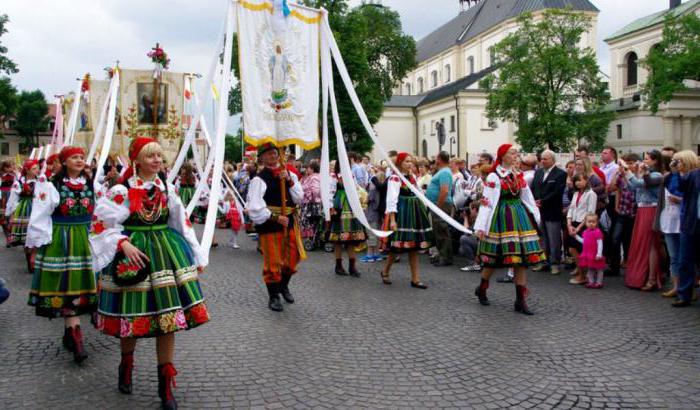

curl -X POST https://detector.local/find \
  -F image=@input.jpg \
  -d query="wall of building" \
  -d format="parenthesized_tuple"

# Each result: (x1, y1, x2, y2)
(371, 107, 416, 160)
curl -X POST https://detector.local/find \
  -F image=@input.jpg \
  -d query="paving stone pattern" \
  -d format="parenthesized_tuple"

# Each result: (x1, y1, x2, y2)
(0, 232, 699, 409)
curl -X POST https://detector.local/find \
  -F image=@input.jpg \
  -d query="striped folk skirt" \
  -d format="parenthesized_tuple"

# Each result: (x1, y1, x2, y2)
(7, 197, 32, 246)
(94, 225, 209, 339)
(28, 218, 97, 318)
(384, 195, 433, 253)
(328, 189, 366, 244)
(178, 186, 196, 208)
(477, 197, 546, 268)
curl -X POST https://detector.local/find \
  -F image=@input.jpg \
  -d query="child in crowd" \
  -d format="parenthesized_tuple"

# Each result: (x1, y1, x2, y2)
(566, 173, 598, 285)
(223, 191, 243, 249)
(362, 168, 386, 262)
(576, 213, 606, 288)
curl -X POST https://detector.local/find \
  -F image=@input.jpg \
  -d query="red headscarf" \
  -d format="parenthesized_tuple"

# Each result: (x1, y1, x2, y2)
(119, 137, 158, 182)
(45, 153, 59, 166)
(59, 146, 85, 163)
(492, 143, 513, 173)
(22, 159, 39, 175)
(128, 137, 157, 161)
(396, 152, 410, 168)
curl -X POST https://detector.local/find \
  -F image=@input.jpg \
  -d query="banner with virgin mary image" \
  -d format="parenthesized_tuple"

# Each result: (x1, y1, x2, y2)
(237, 0, 321, 149)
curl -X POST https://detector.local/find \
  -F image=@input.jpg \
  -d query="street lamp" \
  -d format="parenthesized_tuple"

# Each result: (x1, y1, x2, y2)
(436, 121, 445, 153)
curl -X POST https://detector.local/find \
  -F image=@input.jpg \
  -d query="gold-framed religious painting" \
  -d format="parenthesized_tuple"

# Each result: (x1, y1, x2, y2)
(137, 82, 168, 124)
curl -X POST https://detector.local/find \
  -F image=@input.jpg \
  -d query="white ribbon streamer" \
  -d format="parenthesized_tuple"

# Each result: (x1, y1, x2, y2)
(86, 73, 118, 164)
(93, 73, 120, 189)
(167, 17, 226, 185)
(322, 18, 470, 234)
(319, 13, 332, 221)
(64, 82, 82, 146)
(199, 1, 236, 254)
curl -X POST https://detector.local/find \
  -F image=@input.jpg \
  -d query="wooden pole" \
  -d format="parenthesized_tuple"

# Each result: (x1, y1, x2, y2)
(152, 43, 160, 139)
(279, 146, 288, 265)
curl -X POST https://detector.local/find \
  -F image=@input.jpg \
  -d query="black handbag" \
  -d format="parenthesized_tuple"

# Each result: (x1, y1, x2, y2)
(111, 250, 150, 287)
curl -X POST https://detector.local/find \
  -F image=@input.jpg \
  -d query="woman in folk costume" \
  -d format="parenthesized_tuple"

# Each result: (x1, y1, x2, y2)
(6, 159, 40, 271)
(26, 146, 97, 363)
(246, 143, 305, 312)
(176, 162, 197, 209)
(0, 160, 17, 242)
(44, 153, 61, 180)
(473, 144, 546, 315)
(328, 160, 367, 277)
(90, 137, 209, 409)
(380, 153, 434, 289)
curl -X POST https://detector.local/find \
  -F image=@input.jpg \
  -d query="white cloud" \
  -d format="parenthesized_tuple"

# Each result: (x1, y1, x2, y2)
(0, 0, 681, 97)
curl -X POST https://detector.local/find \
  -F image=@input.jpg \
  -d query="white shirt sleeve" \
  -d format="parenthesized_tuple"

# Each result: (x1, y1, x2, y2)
(474, 173, 501, 233)
(26, 178, 60, 249)
(246, 176, 271, 225)
(584, 191, 597, 214)
(89, 184, 131, 272)
(385, 175, 401, 214)
(289, 173, 304, 205)
(5, 180, 21, 217)
(596, 238, 603, 258)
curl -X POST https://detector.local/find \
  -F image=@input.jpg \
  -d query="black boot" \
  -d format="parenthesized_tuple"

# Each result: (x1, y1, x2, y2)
(266, 283, 284, 312)
(514, 285, 534, 315)
(335, 259, 348, 276)
(348, 258, 361, 277)
(62, 327, 75, 352)
(474, 278, 490, 306)
(157, 363, 178, 410)
(71, 325, 88, 363)
(118, 352, 134, 394)
(280, 273, 295, 304)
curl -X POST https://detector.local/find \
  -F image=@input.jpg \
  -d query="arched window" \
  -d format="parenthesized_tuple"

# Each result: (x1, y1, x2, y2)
(404, 83, 411, 96)
(431, 70, 438, 88)
(445, 65, 451, 82)
(467, 56, 475, 75)
(626, 52, 638, 86)
(489, 47, 497, 66)
(418, 77, 424, 94)
(422, 140, 428, 158)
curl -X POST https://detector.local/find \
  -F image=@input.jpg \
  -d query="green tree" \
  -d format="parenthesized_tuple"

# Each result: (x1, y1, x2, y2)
(481, 9, 614, 152)
(642, 13, 700, 114)
(0, 14, 19, 76)
(15, 90, 49, 151)
(0, 77, 17, 136)
(224, 130, 244, 164)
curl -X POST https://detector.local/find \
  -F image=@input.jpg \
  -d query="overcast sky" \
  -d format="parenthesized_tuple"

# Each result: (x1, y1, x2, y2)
(1, 0, 676, 98)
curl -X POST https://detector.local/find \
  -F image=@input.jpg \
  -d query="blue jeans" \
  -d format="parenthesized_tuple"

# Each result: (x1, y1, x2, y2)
(664, 233, 681, 278)
(677, 231, 699, 303)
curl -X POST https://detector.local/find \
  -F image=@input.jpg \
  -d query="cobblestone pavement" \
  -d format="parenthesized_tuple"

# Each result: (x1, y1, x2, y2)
(1, 231, 699, 409)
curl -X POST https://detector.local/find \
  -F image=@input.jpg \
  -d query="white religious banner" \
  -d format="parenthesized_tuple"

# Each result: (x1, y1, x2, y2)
(237, 0, 320, 149)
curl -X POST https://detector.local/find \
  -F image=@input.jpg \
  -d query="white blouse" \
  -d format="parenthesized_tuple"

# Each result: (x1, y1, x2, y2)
(659, 188, 681, 234)
(89, 175, 207, 272)
(474, 166, 540, 234)
(566, 190, 597, 223)
(246, 171, 303, 225)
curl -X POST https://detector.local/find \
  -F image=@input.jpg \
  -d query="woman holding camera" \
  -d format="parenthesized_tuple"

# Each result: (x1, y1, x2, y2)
(623, 150, 666, 290)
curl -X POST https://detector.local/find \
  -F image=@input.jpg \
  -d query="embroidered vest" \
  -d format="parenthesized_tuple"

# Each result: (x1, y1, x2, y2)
(255, 167, 296, 234)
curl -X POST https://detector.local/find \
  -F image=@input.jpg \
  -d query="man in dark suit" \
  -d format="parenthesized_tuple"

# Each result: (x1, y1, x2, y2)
(674, 166, 700, 307)
(531, 150, 567, 274)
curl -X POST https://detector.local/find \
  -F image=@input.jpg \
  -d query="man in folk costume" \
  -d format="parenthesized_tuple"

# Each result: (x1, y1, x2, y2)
(246, 142, 305, 312)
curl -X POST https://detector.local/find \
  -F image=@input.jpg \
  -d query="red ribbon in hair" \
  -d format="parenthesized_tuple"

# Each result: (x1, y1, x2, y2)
(129, 137, 157, 161)
(59, 146, 85, 163)
(22, 159, 39, 173)
(396, 152, 410, 167)
(45, 154, 59, 165)
(491, 143, 513, 173)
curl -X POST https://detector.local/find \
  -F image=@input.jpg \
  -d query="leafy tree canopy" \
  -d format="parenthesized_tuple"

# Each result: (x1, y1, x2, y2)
(482, 9, 614, 152)
(0, 14, 19, 76)
(642, 13, 700, 114)
(15, 90, 49, 151)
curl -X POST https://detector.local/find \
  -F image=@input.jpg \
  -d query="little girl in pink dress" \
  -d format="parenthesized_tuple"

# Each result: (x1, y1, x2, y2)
(576, 213, 606, 289)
